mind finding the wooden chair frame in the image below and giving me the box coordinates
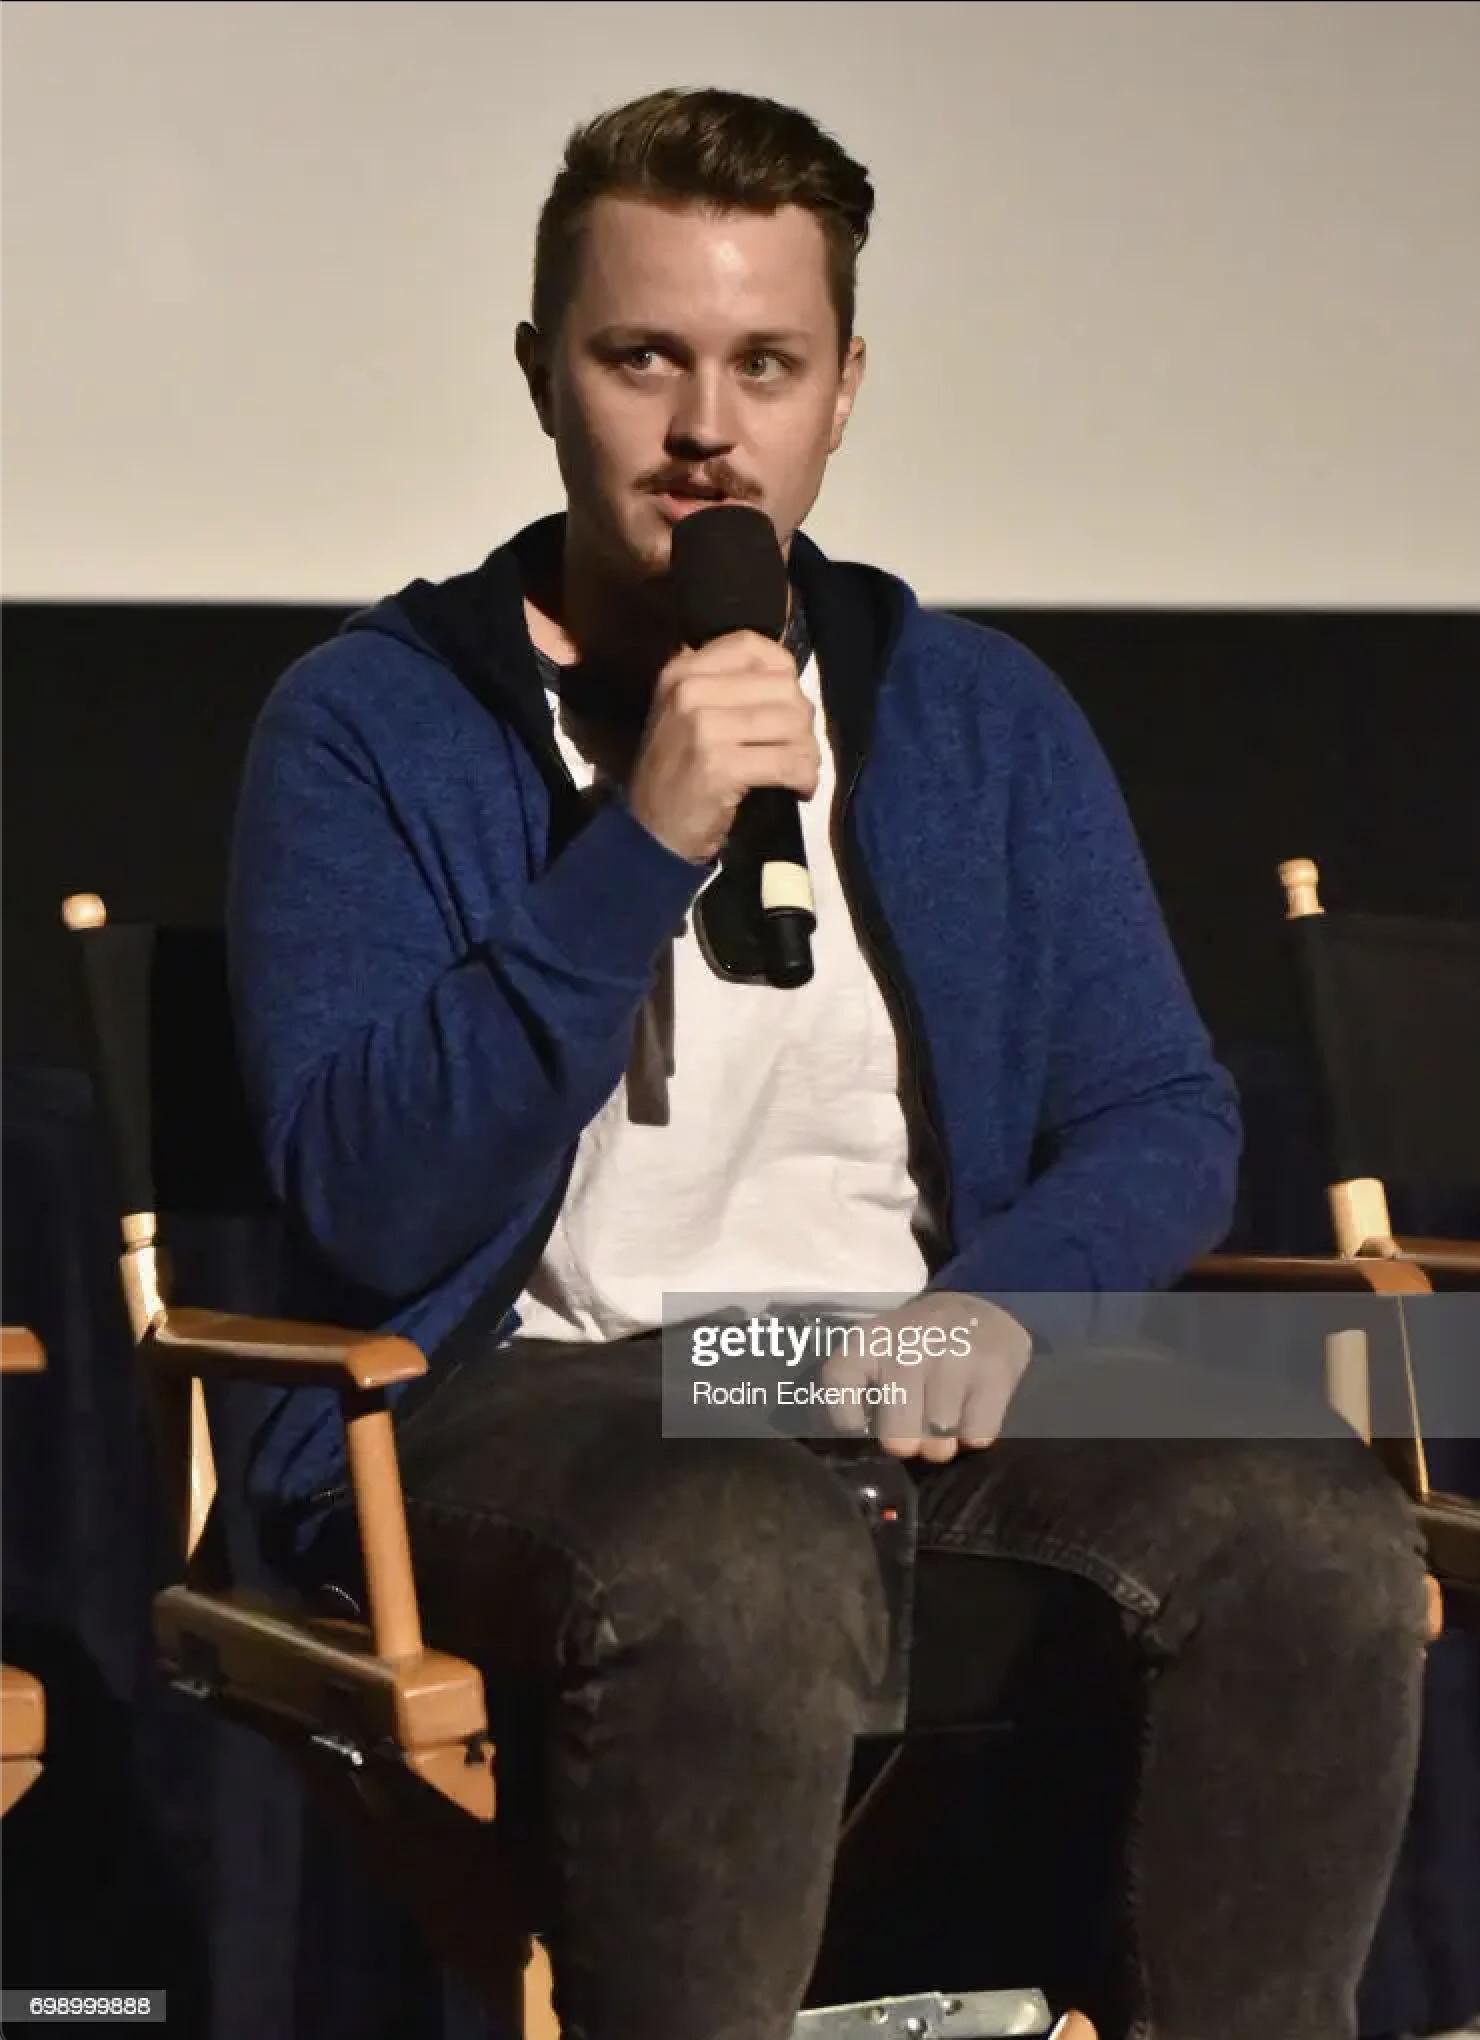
[1,1327,48,1817]
[61,894,556,2035]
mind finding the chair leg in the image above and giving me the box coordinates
[1324,1328,1372,1440]
[289,1740,530,2026]
[522,1936,560,2039]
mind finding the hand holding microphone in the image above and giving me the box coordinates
[626,629,818,867]
[627,503,818,987]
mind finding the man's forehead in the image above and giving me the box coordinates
[575,193,830,320]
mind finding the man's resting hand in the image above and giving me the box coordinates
[819,1289,1033,1463]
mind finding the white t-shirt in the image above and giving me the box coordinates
[510,643,935,1341]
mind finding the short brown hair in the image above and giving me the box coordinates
[531,87,875,369]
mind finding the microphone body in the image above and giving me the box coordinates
[669,506,816,988]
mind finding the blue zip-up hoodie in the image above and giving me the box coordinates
[226,512,1241,1529]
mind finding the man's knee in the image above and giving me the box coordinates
[586,1438,889,1701]
[1155,1436,1432,1657]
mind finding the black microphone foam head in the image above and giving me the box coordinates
[669,503,789,646]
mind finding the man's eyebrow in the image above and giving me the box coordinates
[590,326,813,349]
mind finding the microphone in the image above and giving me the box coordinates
[669,505,816,989]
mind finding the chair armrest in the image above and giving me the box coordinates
[1,1664,45,1818]
[1,1665,45,1761]
[1388,1237,1480,1285]
[0,1328,45,1374]
[146,1308,426,1391]
[1420,1492,1480,1594]
[147,1308,430,1665]
[1183,1254,1433,1296]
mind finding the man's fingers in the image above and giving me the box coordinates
[884,1352,1008,1460]
[959,1362,1011,1450]
[818,1351,874,1436]
[815,1301,1031,1462]
[873,1355,927,1456]
[918,1352,966,1461]
[875,1353,965,1462]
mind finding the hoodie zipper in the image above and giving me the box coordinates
[832,757,957,1270]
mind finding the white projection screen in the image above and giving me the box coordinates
[2,0,1477,607]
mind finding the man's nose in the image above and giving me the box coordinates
[665,370,739,454]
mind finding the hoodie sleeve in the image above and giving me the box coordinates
[227,661,711,1298]
[928,670,1242,1318]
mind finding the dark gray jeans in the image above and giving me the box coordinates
[296,1334,1432,2040]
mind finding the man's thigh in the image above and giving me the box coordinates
[906,1344,1429,1658]
[365,1333,888,1703]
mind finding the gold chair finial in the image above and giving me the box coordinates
[62,893,107,931]
[1278,859,1323,919]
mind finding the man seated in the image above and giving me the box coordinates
[226,85,1434,2040]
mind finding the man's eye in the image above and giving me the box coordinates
[616,348,787,379]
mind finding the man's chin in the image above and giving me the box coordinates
[624,511,684,582]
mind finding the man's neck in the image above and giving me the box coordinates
[522,509,793,698]
[522,516,678,689]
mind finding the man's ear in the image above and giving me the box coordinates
[828,336,866,455]
[515,321,556,439]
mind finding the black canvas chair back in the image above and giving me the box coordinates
[66,904,380,1363]
[62,903,303,1601]
[1281,863,1480,1243]
[1293,911,1480,1218]
[67,913,274,1227]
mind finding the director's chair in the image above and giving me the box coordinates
[1274,857,1480,1627]
[60,893,1098,2040]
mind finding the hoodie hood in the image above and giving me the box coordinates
[337,510,913,792]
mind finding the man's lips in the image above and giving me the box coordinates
[652,487,746,519]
